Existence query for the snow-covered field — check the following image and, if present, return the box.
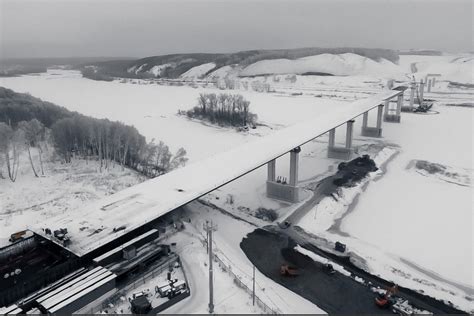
[0,53,472,312]
[0,150,145,246]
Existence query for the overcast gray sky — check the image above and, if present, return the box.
[1,0,472,58]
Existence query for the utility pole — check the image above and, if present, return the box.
[203,220,218,314]
[252,265,256,306]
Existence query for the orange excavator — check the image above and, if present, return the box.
[375,285,398,308]
[280,264,299,276]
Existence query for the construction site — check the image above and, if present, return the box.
[0,213,191,314]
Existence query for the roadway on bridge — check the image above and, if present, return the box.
[32,90,402,257]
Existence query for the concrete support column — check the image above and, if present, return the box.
[432,77,436,87]
[396,94,403,116]
[427,79,432,92]
[328,128,335,148]
[289,147,300,187]
[419,80,425,104]
[409,84,415,107]
[376,104,384,129]
[345,120,354,149]
[362,111,368,128]
[362,106,383,137]
[383,100,390,116]
[267,159,276,182]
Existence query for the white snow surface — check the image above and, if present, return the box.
[240,53,404,78]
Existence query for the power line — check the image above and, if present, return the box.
[203,220,218,314]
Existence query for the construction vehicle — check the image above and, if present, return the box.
[130,294,151,314]
[414,102,433,113]
[324,263,335,275]
[9,231,27,242]
[375,285,398,308]
[280,264,299,276]
[335,241,346,253]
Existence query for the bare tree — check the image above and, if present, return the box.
[170,148,188,170]
[0,123,23,182]
[18,119,45,177]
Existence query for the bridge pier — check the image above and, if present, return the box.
[427,79,432,92]
[402,83,416,112]
[384,93,403,123]
[419,79,425,104]
[361,104,383,137]
[267,159,276,182]
[266,147,301,203]
[327,120,354,160]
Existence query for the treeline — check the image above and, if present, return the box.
[0,87,187,181]
[181,93,257,127]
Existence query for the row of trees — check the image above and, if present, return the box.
[182,93,257,127]
[0,87,188,181]
[50,115,187,177]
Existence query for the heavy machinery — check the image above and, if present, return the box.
[280,264,299,276]
[324,263,335,275]
[375,285,398,308]
[414,102,433,113]
[129,291,152,314]
[9,230,27,243]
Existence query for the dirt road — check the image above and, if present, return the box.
[240,228,466,314]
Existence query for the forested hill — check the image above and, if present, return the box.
[78,47,400,81]
[0,87,187,180]
[0,87,76,127]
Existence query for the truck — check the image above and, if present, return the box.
[130,295,151,314]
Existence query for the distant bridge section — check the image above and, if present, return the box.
[31,89,403,257]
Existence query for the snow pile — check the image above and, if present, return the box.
[295,245,351,277]
[408,159,472,187]
[240,53,404,78]
[180,62,216,79]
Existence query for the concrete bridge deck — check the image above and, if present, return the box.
[31,90,402,257]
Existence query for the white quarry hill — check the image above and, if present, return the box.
[238,53,405,78]
[149,63,173,76]
[180,62,216,79]
[206,65,239,80]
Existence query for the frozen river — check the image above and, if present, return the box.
[0,70,345,162]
